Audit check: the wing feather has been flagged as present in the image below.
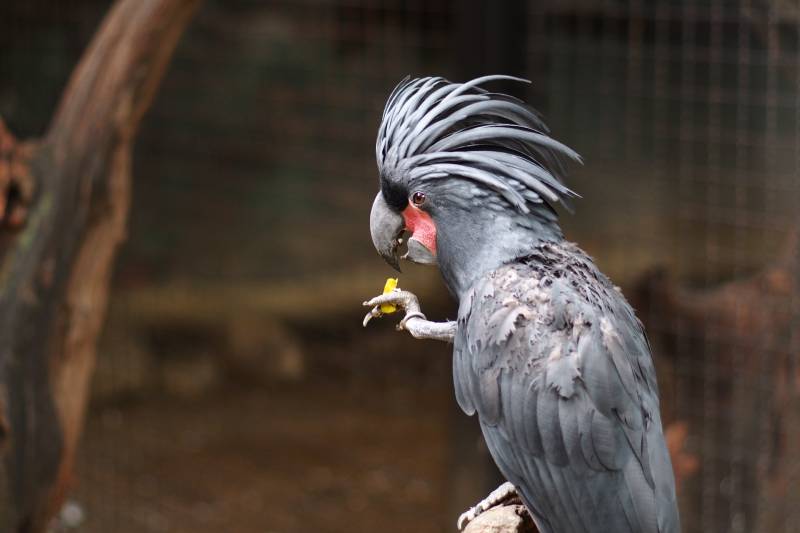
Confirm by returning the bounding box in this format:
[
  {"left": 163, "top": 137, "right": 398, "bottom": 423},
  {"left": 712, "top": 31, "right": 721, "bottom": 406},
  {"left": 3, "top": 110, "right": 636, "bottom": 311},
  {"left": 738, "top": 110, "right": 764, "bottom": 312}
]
[
  {"left": 557, "top": 396, "right": 583, "bottom": 469},
  {"left": 522, "top": 379, "right": 545, "bottom": 456},
  {"left": 453, "top": 259, "right": 680, "bottom": 533},
  {"left": 452, "top": 344, "right": 475, "bottom": 415},
  {"left": 537, "top": 387, "right": 569, "bottom": 466}
]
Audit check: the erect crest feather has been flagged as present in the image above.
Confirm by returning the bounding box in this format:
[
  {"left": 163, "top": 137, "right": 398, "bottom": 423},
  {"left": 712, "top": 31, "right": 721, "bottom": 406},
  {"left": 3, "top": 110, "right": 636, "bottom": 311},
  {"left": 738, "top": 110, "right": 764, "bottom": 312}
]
[{"left": 376, "top": 75, "right": 581, "bottom": 213}]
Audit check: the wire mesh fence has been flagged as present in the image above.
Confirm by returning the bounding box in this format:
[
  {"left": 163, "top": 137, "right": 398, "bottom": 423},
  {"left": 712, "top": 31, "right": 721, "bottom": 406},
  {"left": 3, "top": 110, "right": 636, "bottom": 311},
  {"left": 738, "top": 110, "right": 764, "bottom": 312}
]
[{"left": 1, "top": 1, "right": 798, "bottom": 532}]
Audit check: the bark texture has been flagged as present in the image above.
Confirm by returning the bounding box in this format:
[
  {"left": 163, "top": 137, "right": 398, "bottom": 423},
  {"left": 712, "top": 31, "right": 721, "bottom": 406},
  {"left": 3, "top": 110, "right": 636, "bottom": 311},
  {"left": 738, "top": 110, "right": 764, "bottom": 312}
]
[
  {"left": 0, "top": 0, "right": 199, "bottom": 530},
  {"left": 462, "top": 505, "right": 536, "bottom": 533}
]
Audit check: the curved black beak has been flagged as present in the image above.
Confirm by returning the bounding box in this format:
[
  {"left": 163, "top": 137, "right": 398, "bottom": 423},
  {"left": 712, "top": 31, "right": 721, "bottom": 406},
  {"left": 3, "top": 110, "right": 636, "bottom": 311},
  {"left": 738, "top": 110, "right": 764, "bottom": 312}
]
[{"left": 369, "top": 192, "right": 403, "bottom": 272}]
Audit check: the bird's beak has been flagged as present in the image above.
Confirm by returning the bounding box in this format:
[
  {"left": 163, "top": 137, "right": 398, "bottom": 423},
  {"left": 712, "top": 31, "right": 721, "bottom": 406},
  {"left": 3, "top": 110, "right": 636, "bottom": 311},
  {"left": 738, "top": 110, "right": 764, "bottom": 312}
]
[
  {"left": 369, "top": 192, "right": 403, "bottom": 272},
  {"left": 405, "top": 237, "right": 437, "bottom": 265}
]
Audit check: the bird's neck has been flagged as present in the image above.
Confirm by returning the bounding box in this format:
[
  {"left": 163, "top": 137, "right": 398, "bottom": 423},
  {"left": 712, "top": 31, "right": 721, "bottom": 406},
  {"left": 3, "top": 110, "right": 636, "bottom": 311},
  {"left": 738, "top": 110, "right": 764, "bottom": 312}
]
[{"left": 436, "top": 207, "right": 564, "bottom": 299}]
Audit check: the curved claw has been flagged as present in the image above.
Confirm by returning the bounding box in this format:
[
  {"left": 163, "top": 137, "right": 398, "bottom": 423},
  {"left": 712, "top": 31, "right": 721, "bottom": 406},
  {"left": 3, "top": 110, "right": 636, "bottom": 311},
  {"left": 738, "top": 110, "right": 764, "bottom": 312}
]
[
  {"left": 457, "top": 482, "right": 519, "bottom": 530},
  {"left": 362, "top": 306, "right": 382, "bottom": 327},
  {"left": 457, "top": 509, "right": 474, "bottom": 530},
  {"left": 362, "top": 289, "right": 423, "bottom": 329}
]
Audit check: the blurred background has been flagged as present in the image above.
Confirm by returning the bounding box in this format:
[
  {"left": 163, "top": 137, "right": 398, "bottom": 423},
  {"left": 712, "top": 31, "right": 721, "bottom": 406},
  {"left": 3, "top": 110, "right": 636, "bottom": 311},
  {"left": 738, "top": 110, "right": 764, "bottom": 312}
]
[{"left": 1, "top": 0, "right": 798, "bottom": 532}]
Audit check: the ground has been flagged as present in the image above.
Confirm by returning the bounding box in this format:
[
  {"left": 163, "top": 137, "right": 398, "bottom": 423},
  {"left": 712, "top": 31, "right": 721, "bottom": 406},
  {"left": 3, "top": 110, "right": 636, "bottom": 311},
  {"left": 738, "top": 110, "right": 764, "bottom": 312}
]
[{"left": 73, "top": 381, "right": 452, "bottom": 533}]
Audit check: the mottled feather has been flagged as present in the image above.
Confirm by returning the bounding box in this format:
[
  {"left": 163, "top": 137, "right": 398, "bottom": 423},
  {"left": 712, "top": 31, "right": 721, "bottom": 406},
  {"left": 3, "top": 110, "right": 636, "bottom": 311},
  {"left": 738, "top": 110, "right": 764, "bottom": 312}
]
[{"left": 454, "top": 242, "right": 680, "bottom": 533}]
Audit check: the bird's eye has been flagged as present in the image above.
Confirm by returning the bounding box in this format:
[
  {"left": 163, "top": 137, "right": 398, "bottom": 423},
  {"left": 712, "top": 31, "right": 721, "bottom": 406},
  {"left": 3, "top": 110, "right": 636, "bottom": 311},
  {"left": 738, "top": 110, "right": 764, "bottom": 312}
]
[{"left": 411, "top": 191, "right": 426, "bottom": 207}]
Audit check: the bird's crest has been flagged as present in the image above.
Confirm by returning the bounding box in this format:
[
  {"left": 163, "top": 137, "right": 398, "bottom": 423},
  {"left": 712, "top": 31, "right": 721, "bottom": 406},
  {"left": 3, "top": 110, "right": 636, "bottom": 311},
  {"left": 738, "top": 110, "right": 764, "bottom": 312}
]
[{"left": 376, "top": 75, "right": 581, "bottom": 213}]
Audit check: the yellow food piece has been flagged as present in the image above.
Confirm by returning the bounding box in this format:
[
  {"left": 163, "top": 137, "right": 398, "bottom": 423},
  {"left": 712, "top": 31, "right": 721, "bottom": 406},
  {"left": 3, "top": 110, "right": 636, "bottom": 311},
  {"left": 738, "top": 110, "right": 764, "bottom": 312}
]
[{"left": 380, "top": 278, "right": 399, "bottom": 314}]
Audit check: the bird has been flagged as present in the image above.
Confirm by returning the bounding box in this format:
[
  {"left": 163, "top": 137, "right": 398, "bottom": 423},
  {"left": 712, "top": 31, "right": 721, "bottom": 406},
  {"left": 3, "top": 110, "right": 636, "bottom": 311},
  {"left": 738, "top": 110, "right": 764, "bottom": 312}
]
[{"left": 363, "top": 75, "right": 681, "bottom": 533}]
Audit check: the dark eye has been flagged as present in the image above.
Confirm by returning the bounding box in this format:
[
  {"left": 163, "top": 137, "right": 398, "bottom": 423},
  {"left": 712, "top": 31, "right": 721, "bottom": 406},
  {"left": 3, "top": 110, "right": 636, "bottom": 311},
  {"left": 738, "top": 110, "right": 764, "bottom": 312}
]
[{"left": 411, "top": 191, "right": 426, "bottom": 207}]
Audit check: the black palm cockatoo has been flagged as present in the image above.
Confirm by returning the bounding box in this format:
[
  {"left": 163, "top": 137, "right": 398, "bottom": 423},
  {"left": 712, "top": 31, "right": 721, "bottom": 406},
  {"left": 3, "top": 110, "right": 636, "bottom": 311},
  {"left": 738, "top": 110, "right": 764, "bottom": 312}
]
[{"left": 363, "top": 76, "right": 680, "bottom": 533}]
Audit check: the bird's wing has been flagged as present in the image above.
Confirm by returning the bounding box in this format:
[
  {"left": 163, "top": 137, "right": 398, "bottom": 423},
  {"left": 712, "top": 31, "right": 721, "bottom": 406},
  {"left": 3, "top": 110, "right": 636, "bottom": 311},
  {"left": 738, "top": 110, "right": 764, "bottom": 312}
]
[{"left": 454, "top": 263, "right": 680, "bottom": 533}]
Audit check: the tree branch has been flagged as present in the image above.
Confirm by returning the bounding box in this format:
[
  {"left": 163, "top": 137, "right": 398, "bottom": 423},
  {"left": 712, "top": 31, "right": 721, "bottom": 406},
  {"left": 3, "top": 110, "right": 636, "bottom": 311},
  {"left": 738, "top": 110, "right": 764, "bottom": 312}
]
[
  {"left": 462, "top": 504, "right": 537, "bottom": 533},
  {"left": 0, "top": 1, "right": 199, "bottom": 531}
]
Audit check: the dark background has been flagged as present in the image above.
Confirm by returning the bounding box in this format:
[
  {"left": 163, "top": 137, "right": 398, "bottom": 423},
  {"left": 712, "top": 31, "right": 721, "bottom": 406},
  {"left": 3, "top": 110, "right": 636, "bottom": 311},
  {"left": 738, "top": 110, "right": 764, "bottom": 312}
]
[{"left": 1, "top": 1, "right": 798, "bottom": 532}]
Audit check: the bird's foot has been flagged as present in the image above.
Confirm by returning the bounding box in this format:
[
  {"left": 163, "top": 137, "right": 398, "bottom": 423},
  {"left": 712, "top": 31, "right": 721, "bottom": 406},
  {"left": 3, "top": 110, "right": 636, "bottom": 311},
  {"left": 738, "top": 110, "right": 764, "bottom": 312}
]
[
  {"left": 457, "top": 482, "right": 522, "bottom": 530},
  {"left": 362, "top": 289, "right": 456, "bottom": 342},
  {"left": 362, "top": 289, "right": 422, "bottom": 327}
]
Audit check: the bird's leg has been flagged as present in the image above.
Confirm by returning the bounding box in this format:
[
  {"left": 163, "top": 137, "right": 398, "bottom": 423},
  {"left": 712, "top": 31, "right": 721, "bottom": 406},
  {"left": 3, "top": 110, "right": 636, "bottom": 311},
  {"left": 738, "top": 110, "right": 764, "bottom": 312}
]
[
  {"left": 362, "top": 289, "right": 457, "bottom": 343},
  {"left": 457, "top": 481, "right": 522, "bottom": 530}
]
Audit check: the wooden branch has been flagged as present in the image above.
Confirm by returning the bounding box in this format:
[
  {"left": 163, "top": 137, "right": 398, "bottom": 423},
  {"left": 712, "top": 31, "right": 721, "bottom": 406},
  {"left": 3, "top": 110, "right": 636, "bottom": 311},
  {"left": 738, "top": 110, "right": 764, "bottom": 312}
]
[
  {"left": 462, "top": 505, "right": 537, "bottom": 533},
  {"left": 0, "top": 1, "right": 199, "bottom": 531},
  {"left": 0, "top": 120, "right": 36, "bottom": 230}
]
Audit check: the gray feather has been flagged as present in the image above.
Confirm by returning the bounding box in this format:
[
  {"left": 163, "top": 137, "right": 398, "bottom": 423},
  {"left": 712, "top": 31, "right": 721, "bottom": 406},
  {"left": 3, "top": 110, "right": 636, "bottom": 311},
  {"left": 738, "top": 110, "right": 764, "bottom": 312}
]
[
  {"left": 522, "top": 379, "right": 544, "bottom": 455},
  {"left": 537, "top": 388, "right": 569, "bottom": 466},
  {"left": 590, "top": 409, "right": 627, "bottom": 470},
  {"left": 429, "top": 125, "right": 580, "bottom": 162},
  {"left": 409, "top": 162, "right": 529, "bottom": 210},
  {"left": 453, "top": 244, "right": 680, "bottom": 533},
  {"left": 453, "top": 345, "right": 475, "bottom": 416},
  {"left": 377, "top": 76, "right": 579, "bottom": 213},
  {"left": 557, "top": 396, "right": 584, "bottom": 468}
]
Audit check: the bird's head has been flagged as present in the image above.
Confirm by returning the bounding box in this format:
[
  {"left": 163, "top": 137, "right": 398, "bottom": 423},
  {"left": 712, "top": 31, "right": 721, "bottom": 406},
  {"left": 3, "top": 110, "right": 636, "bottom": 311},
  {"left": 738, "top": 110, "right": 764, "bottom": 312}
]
[{"left": 369, "top": 75, "right": 581, "bottom": 293}]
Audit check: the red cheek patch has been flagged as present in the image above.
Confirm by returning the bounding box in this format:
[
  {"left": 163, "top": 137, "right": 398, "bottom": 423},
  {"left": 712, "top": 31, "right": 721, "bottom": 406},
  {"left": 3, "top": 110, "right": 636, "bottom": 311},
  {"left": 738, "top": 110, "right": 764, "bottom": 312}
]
[{"left": 402, "top": 205, "right": 437, "bottom": 256}]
